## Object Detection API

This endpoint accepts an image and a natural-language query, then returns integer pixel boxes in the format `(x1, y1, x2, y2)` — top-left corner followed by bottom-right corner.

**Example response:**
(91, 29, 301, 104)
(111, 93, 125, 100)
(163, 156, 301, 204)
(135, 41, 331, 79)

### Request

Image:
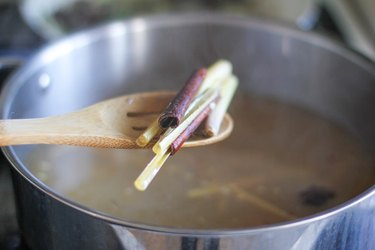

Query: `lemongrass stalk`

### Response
(197, 60, 232, 94)
(205, 75, 238, 137)
(152, 127, 173, 153)
(134, 151, 171, 191)
(152, 88, 218, 154)
(135, 119, 162, 147)
(184, 89, 208, 116)
(230, 185, 295, 220)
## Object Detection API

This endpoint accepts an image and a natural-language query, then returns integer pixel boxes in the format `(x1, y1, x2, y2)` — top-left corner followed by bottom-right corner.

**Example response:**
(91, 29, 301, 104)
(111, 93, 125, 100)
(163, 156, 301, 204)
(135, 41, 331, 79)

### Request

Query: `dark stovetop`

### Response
(0, 4, 43, 51)
(0, 4, 43, 250)
(0, 157, 19, 249)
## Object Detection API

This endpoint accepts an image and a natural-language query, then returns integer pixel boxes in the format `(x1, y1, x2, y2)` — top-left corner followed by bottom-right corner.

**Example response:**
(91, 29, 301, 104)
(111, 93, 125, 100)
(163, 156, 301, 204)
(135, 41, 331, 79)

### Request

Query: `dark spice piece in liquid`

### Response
(299, 185, 336, 206)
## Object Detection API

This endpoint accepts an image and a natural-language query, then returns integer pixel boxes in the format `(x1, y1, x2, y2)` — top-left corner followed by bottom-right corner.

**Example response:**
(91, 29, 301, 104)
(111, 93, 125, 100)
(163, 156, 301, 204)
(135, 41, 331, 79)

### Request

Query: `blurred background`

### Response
(0, 0, 374, 59)
(0, 0, 374, 249)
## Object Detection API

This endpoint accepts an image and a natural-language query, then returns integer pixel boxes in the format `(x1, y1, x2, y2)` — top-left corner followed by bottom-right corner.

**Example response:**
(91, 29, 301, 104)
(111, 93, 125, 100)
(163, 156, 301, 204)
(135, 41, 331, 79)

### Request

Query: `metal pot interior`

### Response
(1, 14, 375, 231)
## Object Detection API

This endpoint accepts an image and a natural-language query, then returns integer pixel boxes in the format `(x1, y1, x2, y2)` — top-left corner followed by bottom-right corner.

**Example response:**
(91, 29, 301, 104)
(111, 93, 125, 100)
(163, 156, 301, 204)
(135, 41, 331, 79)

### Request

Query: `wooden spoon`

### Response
(0, 91, 233, 149)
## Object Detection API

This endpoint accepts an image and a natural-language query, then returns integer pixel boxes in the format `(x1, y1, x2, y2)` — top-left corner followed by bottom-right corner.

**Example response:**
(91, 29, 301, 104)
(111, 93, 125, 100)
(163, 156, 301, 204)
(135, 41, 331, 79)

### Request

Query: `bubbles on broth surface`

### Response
(25, 95, 375, 229)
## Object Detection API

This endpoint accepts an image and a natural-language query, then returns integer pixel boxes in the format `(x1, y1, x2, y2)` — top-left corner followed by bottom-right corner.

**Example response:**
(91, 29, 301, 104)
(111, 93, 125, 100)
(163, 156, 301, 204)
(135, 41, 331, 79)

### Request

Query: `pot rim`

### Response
(1, 12, 375, 236)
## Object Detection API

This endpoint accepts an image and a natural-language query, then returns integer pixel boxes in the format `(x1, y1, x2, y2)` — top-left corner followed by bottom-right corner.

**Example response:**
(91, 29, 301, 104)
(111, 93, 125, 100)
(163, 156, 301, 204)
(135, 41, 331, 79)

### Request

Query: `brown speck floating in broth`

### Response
(299, 185, 336, 206)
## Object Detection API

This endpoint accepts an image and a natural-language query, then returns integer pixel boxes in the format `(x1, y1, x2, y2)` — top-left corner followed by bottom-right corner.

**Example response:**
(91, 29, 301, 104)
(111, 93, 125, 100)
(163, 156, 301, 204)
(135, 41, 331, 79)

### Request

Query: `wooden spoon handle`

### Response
(0, 116, 136, 148)
(0, 117, 84, 146)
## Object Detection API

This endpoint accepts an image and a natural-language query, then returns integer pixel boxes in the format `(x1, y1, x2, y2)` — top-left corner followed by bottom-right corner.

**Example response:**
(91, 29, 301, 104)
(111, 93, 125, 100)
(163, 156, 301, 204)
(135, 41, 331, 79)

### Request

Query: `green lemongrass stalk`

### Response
(197, 60, 232, 94)
(205, 75, 238, 137)
(152, 88, 219, 154)
(134, 151, 171, 191)
(135, 119, 162, 147)
(183, 89, 208, 116)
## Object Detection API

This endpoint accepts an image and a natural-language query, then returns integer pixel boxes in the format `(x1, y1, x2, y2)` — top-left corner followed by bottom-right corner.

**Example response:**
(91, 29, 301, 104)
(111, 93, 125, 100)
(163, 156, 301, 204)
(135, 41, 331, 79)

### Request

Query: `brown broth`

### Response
(25, 94, 375, 229)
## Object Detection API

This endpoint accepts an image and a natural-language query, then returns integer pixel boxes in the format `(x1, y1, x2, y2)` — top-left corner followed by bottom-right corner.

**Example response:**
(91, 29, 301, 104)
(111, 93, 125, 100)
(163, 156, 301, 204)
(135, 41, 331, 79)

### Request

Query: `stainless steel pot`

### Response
(1, 13, 375, 250)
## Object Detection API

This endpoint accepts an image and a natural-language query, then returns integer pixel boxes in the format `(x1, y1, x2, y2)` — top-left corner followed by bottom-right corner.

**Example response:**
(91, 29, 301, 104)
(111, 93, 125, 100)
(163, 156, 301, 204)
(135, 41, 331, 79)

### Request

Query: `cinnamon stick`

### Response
(153, 88, 219, 154)
(170, 100, 217, 155)
(159, 68, 207, 128)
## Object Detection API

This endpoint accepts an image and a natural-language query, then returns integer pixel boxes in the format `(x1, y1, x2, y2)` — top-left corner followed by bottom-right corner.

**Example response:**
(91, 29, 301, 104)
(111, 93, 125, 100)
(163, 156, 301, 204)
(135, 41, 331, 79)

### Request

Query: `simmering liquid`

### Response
(25, 94, 375, 229)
